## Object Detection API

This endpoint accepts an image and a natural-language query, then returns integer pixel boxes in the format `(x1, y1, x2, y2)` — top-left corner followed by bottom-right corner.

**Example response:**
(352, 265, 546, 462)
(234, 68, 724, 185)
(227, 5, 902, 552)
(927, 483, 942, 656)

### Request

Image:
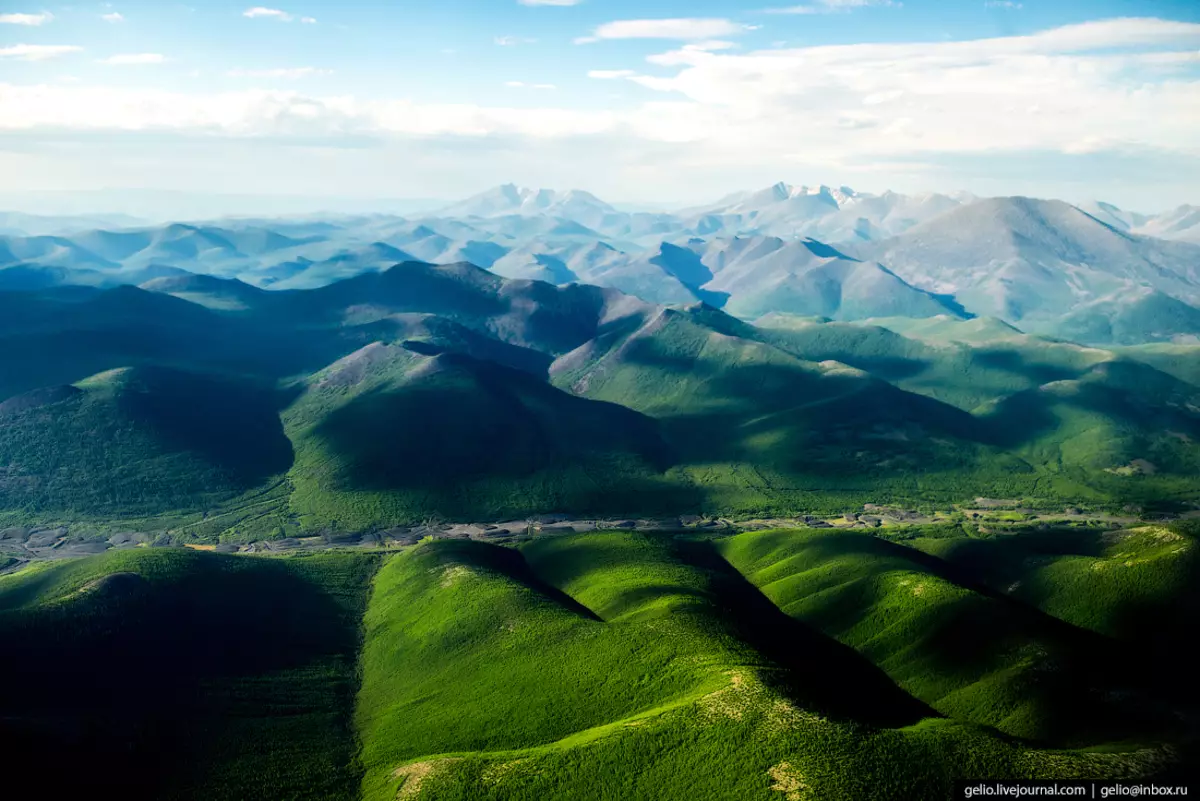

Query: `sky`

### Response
(1, 0, 1199, 213)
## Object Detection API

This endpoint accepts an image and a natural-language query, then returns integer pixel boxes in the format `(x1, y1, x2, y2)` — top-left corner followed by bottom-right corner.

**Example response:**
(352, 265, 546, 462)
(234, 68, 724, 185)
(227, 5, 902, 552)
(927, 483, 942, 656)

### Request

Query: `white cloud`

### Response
(1, 17, 1198, 182)
(243, 7, 293, 21)
(0, 44, 80, 60)
(494, 35, 536, 46)
(766, 0, 898, 14)
(98, 53, 166, 65)
(0, 11, 54, 25)
(518, 0, 581, 5)
(505, 81, 557, 89)
(587, 69, 636, 79)
(227, 67, 331, 78)
(680, 40, 738, 52)
(575, 18, 757, 44)
(301, 16, 316, 24)
(984, 1, 1022, 8)
(101, 12, 124, 22)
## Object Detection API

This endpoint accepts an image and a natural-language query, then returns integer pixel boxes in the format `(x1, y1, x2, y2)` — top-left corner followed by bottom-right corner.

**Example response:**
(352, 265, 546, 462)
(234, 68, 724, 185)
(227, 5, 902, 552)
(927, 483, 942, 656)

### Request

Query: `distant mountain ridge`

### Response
(1, 183, 1198, 345)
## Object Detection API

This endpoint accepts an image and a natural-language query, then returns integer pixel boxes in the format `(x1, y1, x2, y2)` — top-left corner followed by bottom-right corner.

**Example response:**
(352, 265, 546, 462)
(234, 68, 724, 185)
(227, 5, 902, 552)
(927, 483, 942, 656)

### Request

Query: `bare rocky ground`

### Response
(0, 505, 1172, 570)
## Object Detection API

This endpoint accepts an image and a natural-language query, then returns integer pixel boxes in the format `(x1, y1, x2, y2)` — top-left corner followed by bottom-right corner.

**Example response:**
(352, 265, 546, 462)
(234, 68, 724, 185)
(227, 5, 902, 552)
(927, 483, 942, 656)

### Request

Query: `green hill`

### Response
(0, 548, 377, 800)
(716, 528, 1180, 743)
(0, 365, 293, 515)
(2, 532, 1191, 800)
(356, 534, 1184, 800)
(0, 266, 1197, 530)
(286, 345, 685, 529)
(908, 522, 1200, 667)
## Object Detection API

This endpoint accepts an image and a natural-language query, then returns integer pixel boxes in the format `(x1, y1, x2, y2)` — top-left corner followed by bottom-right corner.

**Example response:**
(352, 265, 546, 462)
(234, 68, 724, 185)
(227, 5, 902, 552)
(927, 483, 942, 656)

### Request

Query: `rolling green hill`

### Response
(716, 528, 1178, 743)
(0, 548, 377, 800)
(285, 345, 687, 529)
(359, 532, 1192, 799)
(2, 528, 1192, 800)
(908, 522, 1200, 669)
(0, 265, 1197, 531)
(0, 365, 293, 515)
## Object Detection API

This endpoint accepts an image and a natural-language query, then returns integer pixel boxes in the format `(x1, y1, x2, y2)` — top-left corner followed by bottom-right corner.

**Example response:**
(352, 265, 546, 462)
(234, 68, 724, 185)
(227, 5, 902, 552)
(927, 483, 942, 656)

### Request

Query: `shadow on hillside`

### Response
(0, 550, 366, 799)
(430, 538, 606, 622)
(116, 367, 297, 487)
(676, 538, 937, 728)
(722, 529, 1191, 744)
(973, 348, 1080, 385)
(312, 357, 676, 491)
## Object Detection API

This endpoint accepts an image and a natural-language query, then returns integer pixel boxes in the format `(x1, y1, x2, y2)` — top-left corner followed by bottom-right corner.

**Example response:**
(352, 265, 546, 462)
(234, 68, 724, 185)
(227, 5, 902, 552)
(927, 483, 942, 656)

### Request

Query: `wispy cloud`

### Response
(243, 7, 293, 21)
(1, 16, 1197, 185)
(587, 69, 636, 79)
(575, 18, 758, 44)
(765, 0, 899, 14)
(495, 35, 537, 46)
(98, 53, 166, 65)
(227, 67, 331, 78)
(505, 81, 557, 89)
(984, 1, 1022, 8)
(0, 11, 54, 26)
(0, 43, 80, 60)
(101, 12, 124, 22)
(300, 16, 316, 23)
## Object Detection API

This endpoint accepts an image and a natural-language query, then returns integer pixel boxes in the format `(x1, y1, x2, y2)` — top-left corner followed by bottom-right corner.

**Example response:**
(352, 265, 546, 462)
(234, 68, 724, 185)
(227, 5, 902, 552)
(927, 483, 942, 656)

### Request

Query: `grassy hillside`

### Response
(716, 528, 1180, 743)
(0, 365, 293, 515)
(1119, 343, 1200, 386)
(552, 307, 1132, 514)
(756, 314, 1110, 411)
(3, 531, 1191, 800)
(0, 548, 378, 800)
(356, 533, 1184, 801)
(0, 270, 1198, 531)
(286, 345, 689, 529)
(908, 522, 1200, 660)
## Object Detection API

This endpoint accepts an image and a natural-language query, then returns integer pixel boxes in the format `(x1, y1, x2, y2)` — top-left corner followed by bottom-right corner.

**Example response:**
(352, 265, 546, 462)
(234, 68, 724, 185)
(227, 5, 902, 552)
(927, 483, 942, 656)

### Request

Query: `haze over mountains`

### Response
(0, 182, 1198, 346)
(2, 185, 1199, 800)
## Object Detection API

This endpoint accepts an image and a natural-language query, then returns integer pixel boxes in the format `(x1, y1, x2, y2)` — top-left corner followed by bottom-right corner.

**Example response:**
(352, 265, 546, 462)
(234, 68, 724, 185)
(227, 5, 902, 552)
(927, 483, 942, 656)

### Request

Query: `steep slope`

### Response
(355, 534, 1182, 801)
(1135, 204, 1200, 243)
(433, 184, 620, 228)
(695, 237, 963, 319)
(855, 197, 1200, 336)
(0, 285, 342, 400)
(0, 366, 293, 515)
(718, 528, 1180, 742)
(0, 549, 376, 801)
(909, 522, 1200, 655)
(253, 242, 416, 289)
(1052, 287, 1200, 345)
(677, 183, 969, 241)
(549, 306, 1018, 513)
(285, 346, 680, 528)
(1077, 200, 1150, 233)
(501, 235, 964, 321)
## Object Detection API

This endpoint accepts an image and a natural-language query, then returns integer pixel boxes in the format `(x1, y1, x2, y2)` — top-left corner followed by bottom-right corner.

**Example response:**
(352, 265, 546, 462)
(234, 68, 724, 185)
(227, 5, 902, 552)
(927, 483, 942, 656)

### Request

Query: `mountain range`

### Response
(1, 182, 1197, 346)
(0, 256, 1197, 531)
(1, 187, 1199, 800)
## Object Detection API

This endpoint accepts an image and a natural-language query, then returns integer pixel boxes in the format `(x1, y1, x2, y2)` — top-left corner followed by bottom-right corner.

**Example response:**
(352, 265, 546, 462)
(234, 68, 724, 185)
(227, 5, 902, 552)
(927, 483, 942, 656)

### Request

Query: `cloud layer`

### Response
(242, 7, 316, 23)
(0, 12, 54, 26)
(0, 44, 80, 61)
(575, 18, 757, 44)
(1, 17, 1198, 205)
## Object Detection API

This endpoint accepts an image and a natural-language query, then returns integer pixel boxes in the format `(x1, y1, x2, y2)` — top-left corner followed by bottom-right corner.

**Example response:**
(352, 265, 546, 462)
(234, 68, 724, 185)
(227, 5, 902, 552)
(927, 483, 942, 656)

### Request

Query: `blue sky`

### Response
(1, 0, 1199, 211)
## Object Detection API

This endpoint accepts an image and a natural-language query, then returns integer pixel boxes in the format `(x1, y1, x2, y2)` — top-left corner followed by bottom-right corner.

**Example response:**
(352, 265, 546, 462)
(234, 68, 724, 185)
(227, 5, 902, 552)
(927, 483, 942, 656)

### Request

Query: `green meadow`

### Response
(2, 521, 1195, 799)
